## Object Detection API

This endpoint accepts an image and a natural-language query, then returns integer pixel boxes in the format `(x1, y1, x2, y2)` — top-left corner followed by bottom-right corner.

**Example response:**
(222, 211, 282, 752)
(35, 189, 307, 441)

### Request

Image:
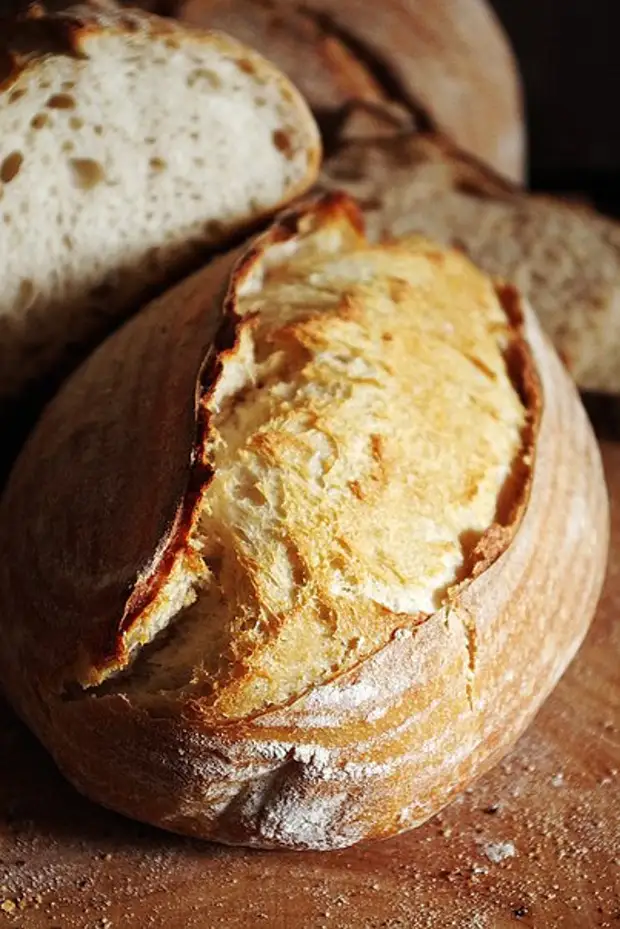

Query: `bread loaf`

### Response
(0, 194, 607, 850)
(179, 0, 525, 182)
(0, 4, 319, 406)
(321, 115, 620, 395)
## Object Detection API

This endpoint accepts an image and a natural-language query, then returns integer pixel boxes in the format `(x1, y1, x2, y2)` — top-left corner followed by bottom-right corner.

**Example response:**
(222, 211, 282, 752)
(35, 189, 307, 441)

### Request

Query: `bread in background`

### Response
(0, 4, 320, 406)
(179, 0, 525, 182)
(321, 109, 620, 395)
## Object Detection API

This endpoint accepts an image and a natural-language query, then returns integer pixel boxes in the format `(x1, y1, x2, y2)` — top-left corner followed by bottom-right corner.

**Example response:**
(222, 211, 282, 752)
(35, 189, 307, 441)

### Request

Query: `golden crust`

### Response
(109, 207, 527, 721)
(0, 194, 608, 850)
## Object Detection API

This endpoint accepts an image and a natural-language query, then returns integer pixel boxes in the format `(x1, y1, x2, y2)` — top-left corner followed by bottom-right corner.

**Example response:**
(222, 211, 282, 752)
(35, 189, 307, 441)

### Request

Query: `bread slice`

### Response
(179, 0, 525, 182)
(0, 194, 607, 849)
(320, 111, 620, 394)
(0, 4, 320, 404)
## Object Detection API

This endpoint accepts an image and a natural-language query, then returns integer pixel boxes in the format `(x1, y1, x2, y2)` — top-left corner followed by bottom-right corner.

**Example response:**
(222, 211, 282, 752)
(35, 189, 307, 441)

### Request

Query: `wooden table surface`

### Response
(0, 441, 619, 929)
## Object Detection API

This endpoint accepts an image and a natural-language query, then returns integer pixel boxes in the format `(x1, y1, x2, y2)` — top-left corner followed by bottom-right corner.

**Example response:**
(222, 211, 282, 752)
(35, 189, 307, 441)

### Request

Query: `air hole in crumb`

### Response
(30, 113, 49, 130)
(8, 88, 26, 104)
(0, 152, 24, 184)
(94, 125, 103, 136)
(194, 156, 205, 167)
(62, 233, 74, 250)
(69, 116, 84, 131)
(272, 129, 293, 158)
(190, 131, 199, 141)
(149, 157, 166, 172)
(164, 37, 180, 50)
(61, 80, 76, 91)
(187, 67, 221, 89)
(463, 352, 497, 381)
(40, 79, 51, 89)
(3, 214, 11, 225)
(46, 93, 76, 109)
(236, 58, 256, 75)
(245, 484, 267, 506)
(62, 140, 75, 153)
(256, 98, 267, 107)
(145, 136, 156, 145)
(69, 158, 105, 190)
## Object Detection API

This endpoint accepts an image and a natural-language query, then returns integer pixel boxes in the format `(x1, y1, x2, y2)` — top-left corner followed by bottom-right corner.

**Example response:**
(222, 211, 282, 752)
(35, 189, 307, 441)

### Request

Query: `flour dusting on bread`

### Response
(104, 199, 525, 721)
(0, 194, 607, 851)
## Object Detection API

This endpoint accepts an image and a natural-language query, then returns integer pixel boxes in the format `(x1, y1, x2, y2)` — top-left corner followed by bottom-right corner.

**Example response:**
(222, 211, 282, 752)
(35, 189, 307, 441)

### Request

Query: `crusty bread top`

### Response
(0, 193, 529, 724)
(117, 211, 525, 720)
(320, 119, 620, 394)
(0, 3, 320, 403)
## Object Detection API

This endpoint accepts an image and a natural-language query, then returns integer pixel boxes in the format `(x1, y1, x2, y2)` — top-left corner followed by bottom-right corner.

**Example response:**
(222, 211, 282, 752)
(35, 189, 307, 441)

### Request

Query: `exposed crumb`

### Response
(0, 447, 618, 929)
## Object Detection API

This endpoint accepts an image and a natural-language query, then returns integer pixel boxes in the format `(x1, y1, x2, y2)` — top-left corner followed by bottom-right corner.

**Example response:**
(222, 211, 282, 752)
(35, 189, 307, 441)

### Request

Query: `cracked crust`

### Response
(320, 119, 620, 395)
(0, 194, 609, 849)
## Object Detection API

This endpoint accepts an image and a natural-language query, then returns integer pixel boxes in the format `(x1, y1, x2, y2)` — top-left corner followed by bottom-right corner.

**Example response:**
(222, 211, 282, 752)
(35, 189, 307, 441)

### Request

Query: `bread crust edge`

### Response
(0, 196, 608, 850)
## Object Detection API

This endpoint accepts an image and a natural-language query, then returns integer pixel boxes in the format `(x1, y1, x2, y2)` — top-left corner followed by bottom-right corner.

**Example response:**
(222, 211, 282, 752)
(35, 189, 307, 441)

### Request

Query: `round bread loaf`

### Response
(0, 194, 608, 849)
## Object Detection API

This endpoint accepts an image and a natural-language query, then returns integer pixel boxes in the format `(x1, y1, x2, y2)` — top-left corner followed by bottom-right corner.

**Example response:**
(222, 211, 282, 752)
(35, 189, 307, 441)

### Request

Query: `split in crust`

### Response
(0, 194, 609, 850)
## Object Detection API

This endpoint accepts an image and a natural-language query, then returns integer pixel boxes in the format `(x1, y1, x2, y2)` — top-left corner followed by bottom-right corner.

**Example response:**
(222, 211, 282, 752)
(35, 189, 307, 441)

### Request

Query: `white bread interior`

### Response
(0, 7, 319, 399)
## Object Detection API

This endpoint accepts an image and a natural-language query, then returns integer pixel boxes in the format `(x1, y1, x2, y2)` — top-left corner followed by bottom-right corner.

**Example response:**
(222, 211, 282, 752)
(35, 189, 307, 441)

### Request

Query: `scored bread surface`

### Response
(0, 5, 320, 400)
(110, 215, 525, 721)
(0, 195, 607, 850)
(321, 124, 620, 393)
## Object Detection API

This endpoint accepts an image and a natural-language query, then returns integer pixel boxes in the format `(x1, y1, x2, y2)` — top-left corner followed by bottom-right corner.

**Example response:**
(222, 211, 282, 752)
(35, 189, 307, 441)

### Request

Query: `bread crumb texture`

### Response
(113, 212, 525, 721)
(0, 8, 318, 398)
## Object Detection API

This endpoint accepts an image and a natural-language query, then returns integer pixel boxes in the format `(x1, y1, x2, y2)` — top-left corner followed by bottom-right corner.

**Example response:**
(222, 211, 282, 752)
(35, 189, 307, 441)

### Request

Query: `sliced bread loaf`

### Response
(0, 4, 320, 405)
(179, 0, 525, 182)
(321, 110, 620, 394)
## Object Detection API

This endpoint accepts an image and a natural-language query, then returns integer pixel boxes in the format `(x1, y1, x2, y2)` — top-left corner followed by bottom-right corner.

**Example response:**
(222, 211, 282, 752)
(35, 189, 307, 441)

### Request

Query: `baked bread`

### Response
(178, 0, 525, 182)
(0, 3, 319, 405)
(321, 115, 620, 394)
(0, 194, 608, 850)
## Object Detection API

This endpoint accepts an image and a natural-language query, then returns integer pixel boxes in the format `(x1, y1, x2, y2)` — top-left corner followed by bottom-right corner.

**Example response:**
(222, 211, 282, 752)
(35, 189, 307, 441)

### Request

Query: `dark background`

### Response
(491, 0, 620, 207)
(489, 0, 620, 433)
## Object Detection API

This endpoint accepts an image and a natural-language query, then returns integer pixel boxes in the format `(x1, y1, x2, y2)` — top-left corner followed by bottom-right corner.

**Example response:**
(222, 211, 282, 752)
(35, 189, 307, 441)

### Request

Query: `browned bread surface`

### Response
(321, 120, 620, 394)
(0, 194, 608, 849)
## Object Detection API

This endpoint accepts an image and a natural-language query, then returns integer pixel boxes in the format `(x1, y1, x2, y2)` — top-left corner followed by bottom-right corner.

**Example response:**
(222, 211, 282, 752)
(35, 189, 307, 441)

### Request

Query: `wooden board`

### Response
(1, 441, 619, 929)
